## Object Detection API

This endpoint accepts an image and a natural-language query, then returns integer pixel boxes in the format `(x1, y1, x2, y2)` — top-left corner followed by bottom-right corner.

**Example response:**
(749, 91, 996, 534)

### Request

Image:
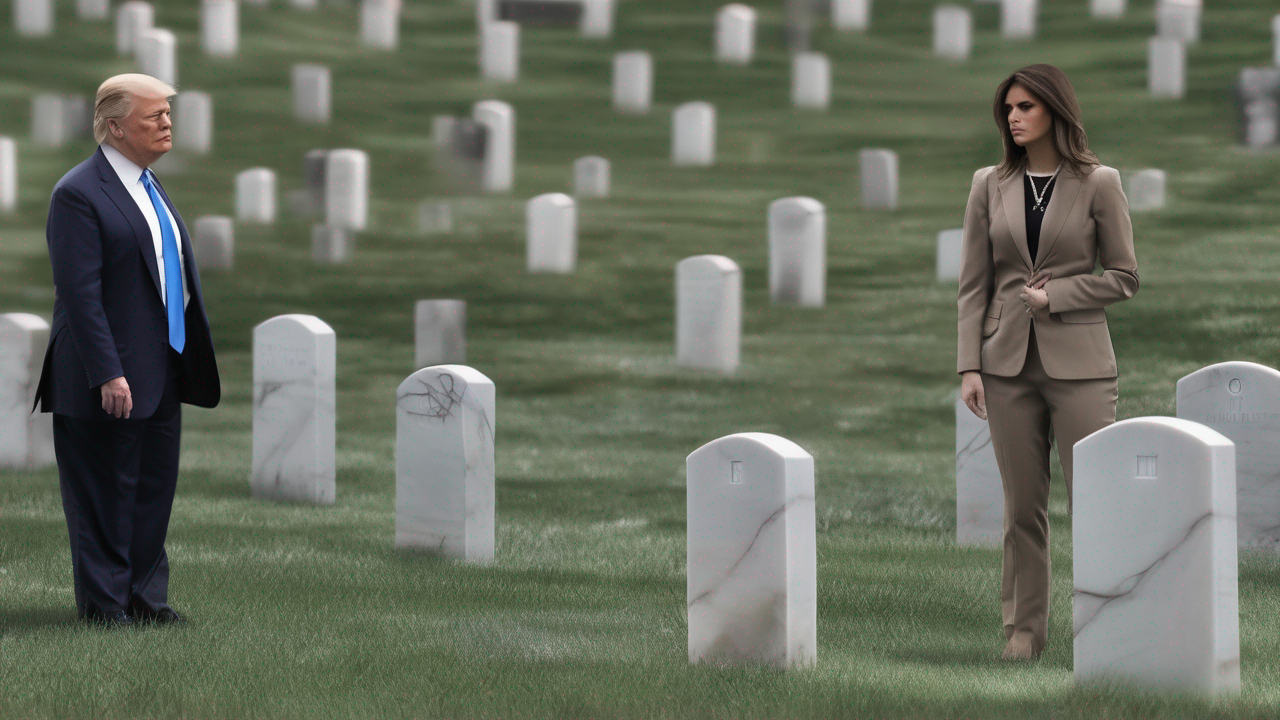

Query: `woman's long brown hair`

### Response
(992, 64, 1100, 180)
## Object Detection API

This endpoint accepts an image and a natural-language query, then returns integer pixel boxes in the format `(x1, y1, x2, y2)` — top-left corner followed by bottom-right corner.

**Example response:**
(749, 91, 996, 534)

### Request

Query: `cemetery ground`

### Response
(2, 0, 1280, 717)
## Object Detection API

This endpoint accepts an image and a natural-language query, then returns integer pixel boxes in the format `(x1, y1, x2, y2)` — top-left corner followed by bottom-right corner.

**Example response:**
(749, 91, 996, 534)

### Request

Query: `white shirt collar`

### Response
(100, 143, 148, 188)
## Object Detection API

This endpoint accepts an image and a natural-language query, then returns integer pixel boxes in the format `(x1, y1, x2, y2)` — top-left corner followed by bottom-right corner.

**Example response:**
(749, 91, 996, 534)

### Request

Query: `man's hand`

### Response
(1020, 272, 1051, 314)
(961, 371, 986, 421)
(101, 376, 132, 419)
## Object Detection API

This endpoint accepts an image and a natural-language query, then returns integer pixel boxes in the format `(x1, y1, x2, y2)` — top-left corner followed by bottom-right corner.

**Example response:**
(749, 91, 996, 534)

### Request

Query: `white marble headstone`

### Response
(831, 0, 868, 31)
(936, 228, 963, 282)
(65, 96, 92, 141)
(580, 0, 614, 38)
(687, 432, 816, 668)
(791, 52, 829, 110)
(860, 148, 898, 210)
(1148, 37, 1185, 99)
(326, 149, 369, 231)
(676, 255, 741, 374)
(396, 365, 495, 563)
(1001, 0, 1036, 39)
(526, 193, 577, 274)
(0, 313, 54, 470)
(293, 64, 331, 124)
(473, 100, 514, 193)
(1177, 362, 1280, 552)
(235, 168, 276, 224)
(1073, 417, 1239, 695)
(414, 300, 466, 368)
(201, 0, 239, 57)
(673, 102, 716, 167)
(418, 201, 453, 234)
(1127, 169, 1166, 211)
(116, 1, 154, 55)
(360, 0, 400, 49)
(15, 0, 53, 37)
(0, 137, 15, 213)
(480, 21, 519, 82)
(77, 0, 109, 20)
(291, 0, 318, 9)
(715, 4, 756, 65)
(252, 315, 336, 505)
(613, 51, 652, 114)
(933, 6, 971, 61)
(768, 197, 825, 307)
(173, 91, 213, 155)
(573, 156, 610, 198)
(956, 393, 1002, 546)
(137, 28, 177, 85)
(311, 224, 350, 264)
(1091, 0, 1125, 18)
(1157, 0, 1199, 43)
(193, 215, 234, 271)
(1274, 16, 1280, 67)
(32, 95, 70, 148)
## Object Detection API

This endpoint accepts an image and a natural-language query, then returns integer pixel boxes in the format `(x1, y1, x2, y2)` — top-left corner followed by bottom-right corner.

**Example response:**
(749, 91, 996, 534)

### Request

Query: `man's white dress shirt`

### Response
(100, 143, 190, 309)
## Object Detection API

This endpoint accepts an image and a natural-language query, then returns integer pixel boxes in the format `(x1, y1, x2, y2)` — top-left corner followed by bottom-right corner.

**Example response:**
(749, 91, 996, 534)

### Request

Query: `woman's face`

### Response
(1004, 83, 1052, 147)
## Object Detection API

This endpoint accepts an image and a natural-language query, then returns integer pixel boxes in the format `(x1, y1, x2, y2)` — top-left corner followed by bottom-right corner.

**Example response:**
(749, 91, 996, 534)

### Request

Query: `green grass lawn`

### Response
(3, 0, 1280, 716)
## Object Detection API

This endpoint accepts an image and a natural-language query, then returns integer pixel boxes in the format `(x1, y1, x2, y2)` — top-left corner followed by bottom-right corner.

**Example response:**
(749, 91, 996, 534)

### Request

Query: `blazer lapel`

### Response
(997, 170, 1034, 271)
(94, 149, 163, 299)
(1032, 168, 1084, 270)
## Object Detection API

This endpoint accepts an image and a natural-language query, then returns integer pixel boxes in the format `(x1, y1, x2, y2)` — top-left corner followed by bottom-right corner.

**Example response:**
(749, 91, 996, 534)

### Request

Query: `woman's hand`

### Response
(1020, 272, 1051, 315)
(961, 371, 986, 420)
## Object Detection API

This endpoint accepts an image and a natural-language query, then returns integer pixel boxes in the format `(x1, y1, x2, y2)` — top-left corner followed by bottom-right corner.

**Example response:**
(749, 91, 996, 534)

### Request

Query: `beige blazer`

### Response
(957, 164, 1139, 380)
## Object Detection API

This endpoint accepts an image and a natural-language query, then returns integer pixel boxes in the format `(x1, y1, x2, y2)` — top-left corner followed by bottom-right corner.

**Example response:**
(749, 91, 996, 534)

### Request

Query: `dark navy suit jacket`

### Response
(34, 147, 220, 420)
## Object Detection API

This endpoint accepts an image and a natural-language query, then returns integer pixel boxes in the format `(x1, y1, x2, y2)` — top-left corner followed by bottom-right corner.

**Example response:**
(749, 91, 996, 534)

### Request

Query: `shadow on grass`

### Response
(0, 607, 80, 636)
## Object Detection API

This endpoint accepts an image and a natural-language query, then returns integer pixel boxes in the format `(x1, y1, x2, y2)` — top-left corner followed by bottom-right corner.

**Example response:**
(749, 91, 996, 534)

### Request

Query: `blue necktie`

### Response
(141, 169, 185, 354)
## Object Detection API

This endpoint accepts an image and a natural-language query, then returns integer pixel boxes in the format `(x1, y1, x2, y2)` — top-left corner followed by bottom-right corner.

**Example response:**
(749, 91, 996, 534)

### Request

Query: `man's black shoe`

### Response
(131, 605, 185, 625)
(89, 611, 136, 628)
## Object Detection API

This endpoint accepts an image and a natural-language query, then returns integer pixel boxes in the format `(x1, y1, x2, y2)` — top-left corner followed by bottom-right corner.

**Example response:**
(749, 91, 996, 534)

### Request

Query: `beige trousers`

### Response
(981, 331, 1117, 654)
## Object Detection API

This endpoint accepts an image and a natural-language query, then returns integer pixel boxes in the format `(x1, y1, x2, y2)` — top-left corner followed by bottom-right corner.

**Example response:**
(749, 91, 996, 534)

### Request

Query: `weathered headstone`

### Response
(1156, 0, 1199, 44)
(956, 393, 1001, 546)
(32, 95, 71, 148)
(77, 0, 110, 21)
(612, 51, 652, 115)
(15, 0, 53, 37)
(673, 102, 716, 167)
(473, 100, 514, 193)
(936, 228, 963, 282)
(1148, 37, 1185, 99)
(1127, 169, 1166, 211)
(414, 300, 466, 368)
(860, 148, 898, 210)
(361, 0, 400, 49)
(480, 20, 519, 82)
(791, 52, 830, 110)
(201, 0, 239, 57)
(580, 0, 613, 38)
(325, 149, 369, 231)
(236, 168, 276, 224)
(396, 365, 495, 562)
(293, 64, 331, 124)
(768, 197, 825, 307)
(116, 1, 154, 55)
(1073, 417, 1240, 695)
(0, 137, 16, 213)
(934, 6, 971, 61)
(1238, 68, 1280, 150)
(173, 91, 213, 155)
(251, 314, 337, 505)
(0, 313, 54, 470)
(715, 4, 756, 65)
(311, 224, 350, 264)
(676, 255, 741, 374)
(573, 156, 610, 198)
(137, 28, 177, 84)
(526, 193, 577, 273)
(193, 216, 233, 271)
(1091, 0, 1125, 18)
(687, 432, 816, 668)
(831, 0, 868, 31)
(1001, 0, 1035, 39)
(418, 201, 453, 234)
(1176, 362, 1280, 552)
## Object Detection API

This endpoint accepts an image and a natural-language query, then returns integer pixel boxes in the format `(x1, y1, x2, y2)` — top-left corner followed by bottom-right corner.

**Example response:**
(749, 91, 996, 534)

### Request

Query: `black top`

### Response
(1023, 173, 1057, 263)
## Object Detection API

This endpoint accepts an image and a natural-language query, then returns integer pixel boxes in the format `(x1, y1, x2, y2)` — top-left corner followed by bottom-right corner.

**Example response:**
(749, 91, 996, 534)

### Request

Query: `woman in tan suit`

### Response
(957, 64, 1139, 661)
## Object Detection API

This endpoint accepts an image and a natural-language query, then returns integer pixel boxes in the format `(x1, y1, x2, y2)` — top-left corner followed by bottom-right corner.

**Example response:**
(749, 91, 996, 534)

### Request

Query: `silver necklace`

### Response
(1027, 162, 1062, 213)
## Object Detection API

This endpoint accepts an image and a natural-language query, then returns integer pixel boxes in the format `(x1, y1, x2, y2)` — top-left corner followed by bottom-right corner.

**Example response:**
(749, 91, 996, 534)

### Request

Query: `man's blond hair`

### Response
(93, 74, 177, 145)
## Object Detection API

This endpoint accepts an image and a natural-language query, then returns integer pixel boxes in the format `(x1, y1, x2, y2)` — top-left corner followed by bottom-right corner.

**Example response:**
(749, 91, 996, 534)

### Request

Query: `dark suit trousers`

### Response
(981, 328, 1117, 654)
(53, 348, 182, 619)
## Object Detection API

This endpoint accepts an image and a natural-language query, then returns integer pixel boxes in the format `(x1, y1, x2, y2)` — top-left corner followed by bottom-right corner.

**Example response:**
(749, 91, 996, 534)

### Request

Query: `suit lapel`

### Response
(94, 149, 163, 299)
(997, 170, 1034, 271)
(150, 174, 203, 302)
(1032, 168, 1083, 270)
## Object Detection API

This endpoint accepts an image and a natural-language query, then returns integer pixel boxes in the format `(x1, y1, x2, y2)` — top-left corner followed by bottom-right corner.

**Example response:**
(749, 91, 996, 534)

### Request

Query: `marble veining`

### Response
(0, 313, 53, 469)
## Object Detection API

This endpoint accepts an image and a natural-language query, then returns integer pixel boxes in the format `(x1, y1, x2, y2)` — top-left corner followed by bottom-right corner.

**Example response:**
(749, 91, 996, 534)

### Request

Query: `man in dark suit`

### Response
(34, 74, 220, 627)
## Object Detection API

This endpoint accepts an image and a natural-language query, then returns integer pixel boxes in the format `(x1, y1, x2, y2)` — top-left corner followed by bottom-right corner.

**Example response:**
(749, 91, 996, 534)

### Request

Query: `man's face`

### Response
(112, 93, 172, 159)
